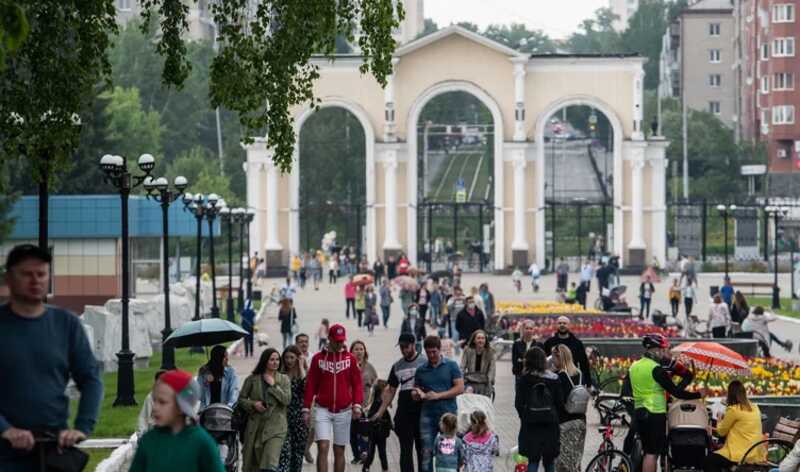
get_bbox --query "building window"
[773,37,796,57]
[709,101,721,115]
[761,75,769,93]
[710,74,722,87]
[773,105,796,124]
[709,23,721,36]
[774,72,795,90]
[116,0,131,10]
[773,4,796,23]
[761,109,770,134]
[761,42,770,60]
[709,49,721,63]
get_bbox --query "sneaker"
[785,339,794,352]
[304,452,314,464]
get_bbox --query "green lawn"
[72,348,209,438]
[83,448,115,471]
[750,297,800,319]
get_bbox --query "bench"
[737,417,798,471]
[732,281,774,297]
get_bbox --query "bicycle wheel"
[585,450,634,472]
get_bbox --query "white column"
[245,160,264,256]
[632,68,645,140]
[648,141,669,267]
[384,58,399,142]
[513,60,527,142]
[383,151,401,249]
[511,151,528,250]
[629,158,646,249]
[265,160,282,250]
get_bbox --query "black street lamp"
[205,194,224,318]
[144,175,189,371]
[245,208,255,300]
[716,204,737,280]
[182,193,206,323]
[236,208,246,311]
[766,206,786,310]
[221,206,240,322]
[99,153,155,407]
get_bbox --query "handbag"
[36,441,89,472]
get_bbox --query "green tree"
[166,146,234,204]
[0,0,28,69]
[418,18,439,38]
[455,21,480,33]
[484,23,557,54]
[566,8,623,54]
[101,87,162,162]
[622,0,668,90]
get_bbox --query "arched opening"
[416,91,495,273]
[297,107,367,261]
[543,104,615,270]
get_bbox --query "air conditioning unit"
[778,148,789,159]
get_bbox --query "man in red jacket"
[303,323,363,472]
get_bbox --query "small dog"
[256,332,270,347]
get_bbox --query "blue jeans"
[420,409,447,472]
[282,332,292,349]
[381,305,391,327]
[528,460,555,472]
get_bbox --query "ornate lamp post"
[144,175,189,371]
[235,208,246,310]
[766,206,786,309]
[245,208,255,300]
[716,204,737,280]
[182,193,206,322]
[221,206,236,322]
[205,194,223,318]
[99,153,155,407]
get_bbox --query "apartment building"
[734,0,799,193]
[660,0,736,127]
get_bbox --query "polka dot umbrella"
[671,341,752,377]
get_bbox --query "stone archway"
[406,81,505,269]
[534,95,625,267]
[291,99,378,262]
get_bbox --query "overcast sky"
[425,0,608,40]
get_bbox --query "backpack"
[526,379,556,424]
[564,371,590,415]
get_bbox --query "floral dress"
[277,376,308,472]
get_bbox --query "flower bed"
[497,301,602,315]
[592,356,800,397]
[503,316,680,339]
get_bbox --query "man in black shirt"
[544,316,592,386]
[386,256,397,280]
[371,334,427,472]
[455,296,485,348]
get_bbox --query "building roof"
[8,195,220,240]
[685,0,733,12]
[528,52,642,59]
[393,25,527,59]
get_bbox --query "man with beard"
[455,296,485,349]
[543,316,591,386]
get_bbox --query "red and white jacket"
[303,347,364,412]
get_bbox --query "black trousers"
[357,309,365,327]
[346,298,355,319]
[363,434,388,471]
[712,327,728,338]
[670,299,679,317]
[685,298,694,316]
[703,452,735,472]
[394,413,423,472]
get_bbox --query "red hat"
[159,369,200,419]
[329,323,346,343]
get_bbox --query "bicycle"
[584,412,634,472]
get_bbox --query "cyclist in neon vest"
[629,334,701,472]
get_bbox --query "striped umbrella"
[671,341,752,377]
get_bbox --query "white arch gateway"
[245,25,669,272]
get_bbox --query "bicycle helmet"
[642,333,670,350]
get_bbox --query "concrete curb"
[775,313,800,325]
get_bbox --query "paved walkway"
[228,271,800,471]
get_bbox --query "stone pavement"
[227,271,800,471]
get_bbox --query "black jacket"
[455,308,485,344]
[514,372,564,460]
[544,332,592,386]
[512,339,544,376]
[400,317,427,342]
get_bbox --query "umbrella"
[671,341,751,377]
[165,318,248,348]
[353,273,374,287]
[393,275,419,291]
[640,266,661,283]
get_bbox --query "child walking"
[462,410,499,472]
[317,318,329,351]
[433,413,463,472]
[130,370,225,472]
[362,380,392,472]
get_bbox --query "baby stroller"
[200,403,240,472]
[595,286,639,315]
[665,399,711,472]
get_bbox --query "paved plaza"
[229,271,800,471]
